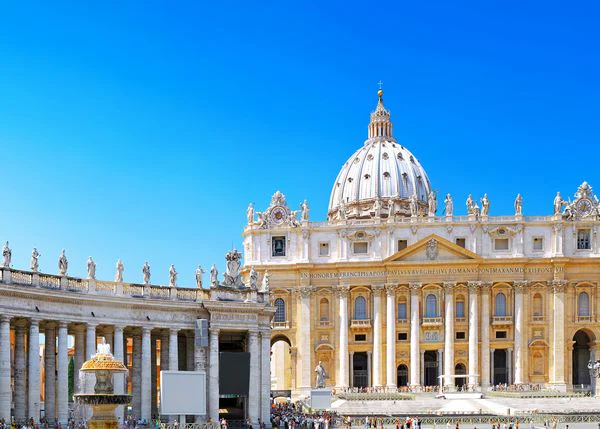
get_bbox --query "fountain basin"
[75,394,131,406]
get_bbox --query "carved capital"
[468,281,481,293]
[299,286,313,299]
[443,282,456,292]
[551,280,567,293]
[335,285,350,298]
[385,284,397,296]
[480,282,493,293]
[409,282,422,294]
[513,280,528,293]
[371,284,385,294]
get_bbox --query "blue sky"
[0,2,598,286]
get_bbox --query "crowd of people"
[270,403,339,429]
[489,384,544,392]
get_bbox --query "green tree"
[68,357,74,402]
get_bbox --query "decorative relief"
[467,281,481,293]
[335,285,350,298]
[385,284,397,296]
[299,286,313,299]
[425,239,439,260]
[341,229,378,243]
[443,281,456,292]
[551,279,567,293]
[424,331,440,342]
[513,280,528,292]
[487,226,519,237]
[409,282,422,293]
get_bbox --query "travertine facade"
[244,90,600,398]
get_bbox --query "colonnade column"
[385,284,397,388]
[169,329,179,371]
[337,285,349,388]
[507,348,513,385]
[132,333,142,418]
[248,331,259,424]
[349,352,354,387]
[141,327,152,422]
[151,334,158,417]
[490,349,495,385]
[73,325,86,394]
[513,281,526,385]
[443,282,455,388]
[367,351,372,387]
[468,281,480,387]
[551,280,567,390]
[57,322,69,425]
[259,330,272,428]
[208,328,220,422]
[480,283,492,389]
[14,322,27,422]
[113,326,125,420]
[28,319,41,422]
[371,285,383,387]
[85,323,97,396]
[0,316,11,422]
[45,323,56,421]
[409,282,421,387]
[298,286,312,390]
[160,332,169,374]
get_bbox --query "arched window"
[578,292,590,317]
[532,293,543,316]
[274,298,286,322]
[425,294,437,318]
[455,296,465,318]
[354,296,367,320]
[319,298,330,321]
[495,293,507,316]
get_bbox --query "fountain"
[75,340,131,429]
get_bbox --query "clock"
[270,206,287,225]
[577,198,593,217]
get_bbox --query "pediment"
[384,234,480,263]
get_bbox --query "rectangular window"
[455,332,466,340]
[455,301,465,318]
[355,334,366,342]
[577,229,591,250]
[353,242,368,254]
[533,237,544,251]
[496,331,507,339]
[272,236,286,257]
[397,239,408,251]
[494,238,509,251]
[397,302,407,320]
[319,242,330,256]
[455,238,466,248]
[397,332,408,341]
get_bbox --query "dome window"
[367,154,374,161]
[410,155,415,163]
[397,153,403,160]
[348,178,354,183]
[382,152,389,160]
[364,174,371,179]
[354,157,361,164]
[383,172,390,179]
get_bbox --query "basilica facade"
[244,90,600,398]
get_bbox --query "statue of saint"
[428,191,437,217]
[58,249,68,276]
[444,193,453,216]
[142,261,151,285]
[87,257,96,279]
[30,248,40,272]
[210,264,219,286]
[514,193,523,216]
[301,200,310,221]
[338,201,346,220]
[249,266,258,290]
[480,194,490,216]
[373,199,382,218]
[314,361,327,388]
[410,194,418,217]
[169,264,177,287]
[466,194,475,214]
[260,270,270,293]
[195,265,205,288]
[2,241,11,268]
[554,192,564,215]
[115,259,124,283]
[246,203,254,225]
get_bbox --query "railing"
[271,321,289,329]
[39,274,61,289]
[493,315,513,324]
[149,285,170,299]
[160,424,219,429]
[67,278,88,292]
[351,319,371,328]
[95,281,115,294]
[455,317,467,323]
[532,315,545,322]
[422,317,442,325]
[176,288,197,301]
[319,320,331,327]
[11,270,32,286]
[577,315,592,323]
[396,318,408,324]
[123,284,145,297]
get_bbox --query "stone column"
[73,325,86,394]
[480,283,491,389]
[248,331,260,424]
[437,349,443,389]
[14,322,27,422]
[443,282,455,388]
[85,323,97,396]
[371,285,383,387]
[141,327,152,422]
[45,323,57,421]
[420,351,425,386]
[337,286,349,388]
[113,326,125,420]
[367,351,372,387]
[208,328,220,421]
[298,286,312,390]
[409,282,421,387]
[507,348,513,385]
[490,349,495,385]
[169,329,179,371]
[186,333,194,371]
[513,281,526,384]
[132,333,142,418]
[385,284,397,388]
[468,281,480,387]
[551,280,567,390]
[151,335,158,417]
[0,316,11,422]
[260,331,272,428]
[57,322,69,425]
[160,332,169,374]
[28,319,41,422]
[349,352,354,387]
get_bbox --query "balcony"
[492,316,513,325]
[577,315,592,323]
[455,317,467,323]
[319,320,332,328]
[421,317,442,326]
[532,315,545,322]
[271,321,290,329]
[351,319,371,328]
[396,318,408,325]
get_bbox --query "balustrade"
[11,270,32,286]
[350,318,371,328]
[39,274,61,289]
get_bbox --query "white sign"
[160,371,206,415]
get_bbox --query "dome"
[328,91,433,220]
